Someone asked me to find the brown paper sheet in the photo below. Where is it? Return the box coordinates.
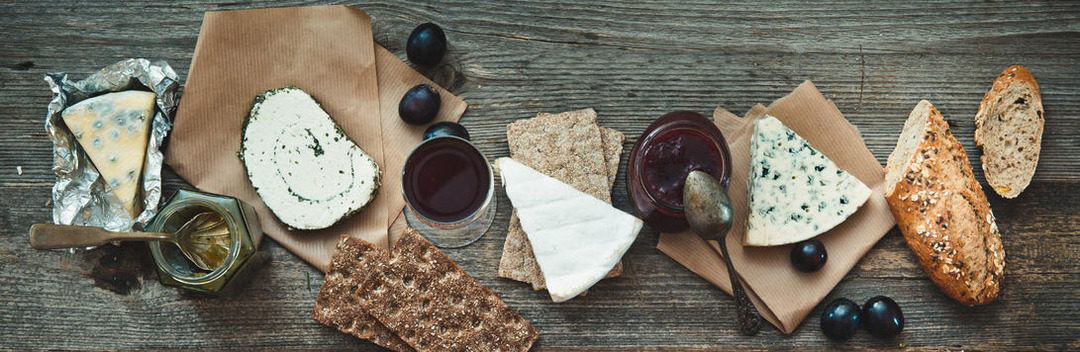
[165,5,465,272]
[657,81,896,334]
[377,45,467,246]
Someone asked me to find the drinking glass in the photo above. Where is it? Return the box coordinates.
[401,136,496,248]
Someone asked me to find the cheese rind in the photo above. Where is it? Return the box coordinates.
[240,87,380,230]
[496,157,642,302]
[61,90,156,217]
[745,115,871,246]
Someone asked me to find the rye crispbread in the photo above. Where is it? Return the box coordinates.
[311,235,414,352]
[505,109,610,201]
[600,127,625,186]
[598,126,626,280]
[498,109,626,290]
[355,228,540,351]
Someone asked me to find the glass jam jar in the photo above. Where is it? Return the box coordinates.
[145,189,267,295]
[628,111,731,232]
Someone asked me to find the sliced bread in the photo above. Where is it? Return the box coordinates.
[884,100,1005,306]
[974,65,1044,198]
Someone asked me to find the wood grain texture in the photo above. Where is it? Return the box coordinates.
[1,0,1078,350]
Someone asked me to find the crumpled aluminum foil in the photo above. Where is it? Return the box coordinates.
[44,58,178,232]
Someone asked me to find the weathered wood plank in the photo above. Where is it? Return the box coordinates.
[0,182,1077,349]
[1,0,1078,350]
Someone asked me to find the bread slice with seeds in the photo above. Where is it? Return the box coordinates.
[884,100,1005,306]
[975,65,1044,198]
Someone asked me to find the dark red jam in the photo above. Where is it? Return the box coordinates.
[640,129,724,208]
[403,137,490,223]
[629,111,730,232]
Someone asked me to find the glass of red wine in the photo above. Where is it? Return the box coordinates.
[401,136,496,248]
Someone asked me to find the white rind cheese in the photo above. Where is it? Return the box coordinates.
[496,157,643,302]
[62,90,156,218]
[745,115,871,246]
[240,87,380,230]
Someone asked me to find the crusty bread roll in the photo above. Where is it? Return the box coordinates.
[884,100,1005,306]
[975,65,1044,198]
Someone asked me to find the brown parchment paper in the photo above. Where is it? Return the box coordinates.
[377,45,468,246]
[657,81,896,334]
[165,6,465,272]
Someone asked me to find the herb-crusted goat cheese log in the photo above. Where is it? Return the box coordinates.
[240,86,380,230]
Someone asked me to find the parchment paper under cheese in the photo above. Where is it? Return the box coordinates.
[656,81,896,334]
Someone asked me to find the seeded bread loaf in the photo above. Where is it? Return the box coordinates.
[884,100,1005,306]
[975,65,1044,198]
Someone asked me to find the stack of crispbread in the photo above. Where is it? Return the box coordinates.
[311,236,413,351]
[498,108,626,290]
[313,229,539,351]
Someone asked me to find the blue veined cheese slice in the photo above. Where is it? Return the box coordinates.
[62,90,156,218]
[240,87,380,230]
[745,115,871,246]
[496,157,643,302]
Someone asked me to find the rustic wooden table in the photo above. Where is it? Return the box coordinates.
[2,1,1078,350]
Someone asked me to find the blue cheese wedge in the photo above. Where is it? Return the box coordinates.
[240,87,380,230]
[496,157,643,302]
[62,90,156,218]
[745,115,871,246]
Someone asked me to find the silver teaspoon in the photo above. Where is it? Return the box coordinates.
[683,170,761,336]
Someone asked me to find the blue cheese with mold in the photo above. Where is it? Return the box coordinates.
[745,115,871,246]
[239,87,380,230]
[61,90,156,217]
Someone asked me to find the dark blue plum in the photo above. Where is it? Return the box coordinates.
[399,84,441,125]
[407,23,447,67]
[862,296,904,339]
[423,122,470,141]
[820,298,861,341]
[791,239,828,272]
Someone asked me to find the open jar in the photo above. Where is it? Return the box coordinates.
[628,111,731,232]
[145,189,266,295]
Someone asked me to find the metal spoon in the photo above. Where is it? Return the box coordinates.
[29,212,231,271]
[683,170,761,336]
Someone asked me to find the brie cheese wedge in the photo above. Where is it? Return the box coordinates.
[496,157,643,302]
[240,86,380,230]
[745,115,871,246]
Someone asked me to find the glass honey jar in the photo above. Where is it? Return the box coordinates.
[145,189,267,295]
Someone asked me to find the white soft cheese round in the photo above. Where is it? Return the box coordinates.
[240,87,380,230]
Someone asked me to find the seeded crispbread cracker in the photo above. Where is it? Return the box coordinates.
[599,127,625,186]
[597,126,626,279]
[356,228,540,352]
[506,108,610,202]
[312,235,414,352]
[498,109,626,290]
